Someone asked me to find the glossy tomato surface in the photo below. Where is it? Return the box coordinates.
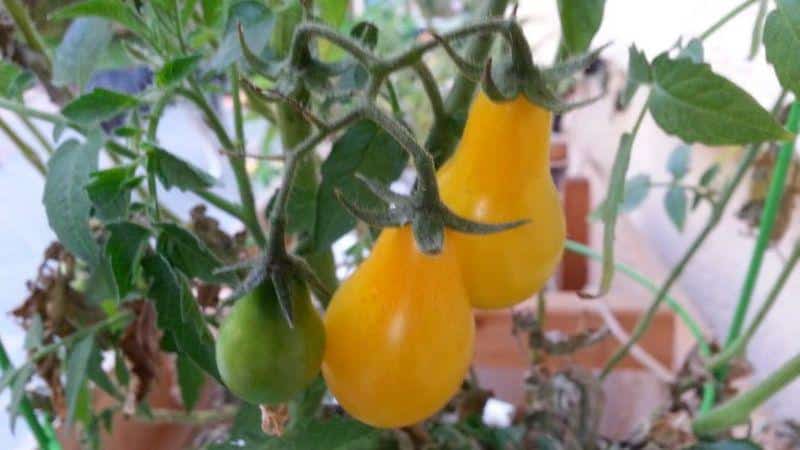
[216,279,325,405]
[322,227,474,428]
[438,91,566,309]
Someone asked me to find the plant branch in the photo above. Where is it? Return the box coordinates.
[693,350,800,435]
[1,0,51,71]
[698,0,759,42]
[0,114,45,175]
[133,405,238,426]
[565,240,711,358]
[17,114,54,154]
[0,337,58,450]
[707,237,800,371]
[600,87,789,384]
[412,61,446,121]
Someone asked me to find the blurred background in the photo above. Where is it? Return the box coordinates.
[1,0,798,448]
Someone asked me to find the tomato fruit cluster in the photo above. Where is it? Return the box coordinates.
[216,92,565,428]
[323,92,565,426]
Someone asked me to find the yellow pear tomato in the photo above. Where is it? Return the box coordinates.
[438,91,566,309]
[322,226,474,428]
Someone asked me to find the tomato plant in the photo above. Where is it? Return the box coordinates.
[0,0,798,449]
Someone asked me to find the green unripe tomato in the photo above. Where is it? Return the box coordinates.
[215,277,325,404]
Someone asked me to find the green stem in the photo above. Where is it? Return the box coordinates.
[195,189,244,220]
[229,66,266,247]
[413,61,445,120]
[426,0,508,167]
[0,98,78,131]
[601,142,763,380]
[0,114,46,175]
[594,103,649,299]
[1,0,51,70]
[725,101,800,347]
[565,240,711,357]
[698,0,758,42]
[28,312,132,364]
[601,89,789,385]
[0,338,59,450]
[693,351,800,436]
[707,238,800,371]
[177,83,266,246]
[17,114,54,154]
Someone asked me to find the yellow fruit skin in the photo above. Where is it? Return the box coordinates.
[437,91,566,309]
[322,227,474,428]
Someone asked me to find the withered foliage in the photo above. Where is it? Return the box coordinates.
[119,299,161,411]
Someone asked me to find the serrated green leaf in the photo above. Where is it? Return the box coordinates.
[557,0,606,57]
[52,0,150,39]
[66,335,94,423]
[210,1,274,70]
[105,221,151,300]
[313,121,408,251]
[53,18,114,89]
[147,144,217,192]
[201,0,225,28]
[318,0,348,27]
[155,54,202,87]
[764,0,800,97]
[44,137,102,266]
[665,186,688,231]
[141,254,221,381]
[668,144,691,179]
[87,165,142,222]
[156,223,234,284]
[62,88,140,127]
[648,54,792,145]
[176,353,204,411]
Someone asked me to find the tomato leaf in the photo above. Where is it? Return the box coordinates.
[210,1,274,70]
[313,121,408,251]
[146,144,217,192]
[665,186,688,231]
[66,335,94,424]
[43,137,102,266]
[0,61,34,99]
[156,223,235,284]
[62,88,140,127]
[86,165,142,222]
[51,0,150,40]
[142,254,221,382]
[764,0,800,97]
[617,45,651,110]
[53,18,113,90]
[679,38,705,63]
[176,354,204,411]
[557,0,606,57]
[668,144,691,180]
[155,54,202,87]
[104,221,151,300]
[648,54,792,145]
